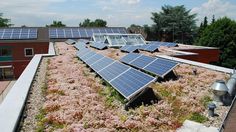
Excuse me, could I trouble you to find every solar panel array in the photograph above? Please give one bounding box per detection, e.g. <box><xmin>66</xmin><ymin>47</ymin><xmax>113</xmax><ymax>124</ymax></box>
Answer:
<box><xmin>120</xmin><ymin>53</ymin><xmax>179</xmax><ymax>78</ymax></box>
<box><xmin>0</xmin><ymin>28</ymin><xmax>37</xmax><ymax>40</ymax></box>
<box><xmin>79</xmin><ymin>39</ymin><xmax>90</xmax><ymax>44</ymax></box>
<box><xmin>120</xmin><ymin>45</ymin><xmax>140</xmax><ymax>53</ymax></box>
<box><xmin>76</xmin><ymin>46</ymin><xmax>155</xmax><ymax>100</ymax></box>
<box><xmin>139</xmin><ymin>44</ymin><xmax>160</xmax><ymax>52</ymax></box>
<box><xmin>65</xmin><ymin>39</ymin><xmax>76</xmax><ymax>45</ymax></box>
<box><xmin>49</xmin><ymin>27</ymin><xmax>127</xmax><ymax>39</ymax></box>
<box><xmin>90</xmin><ymin>42</ymin><xmax>107</xmax><ymax>50</ymax></box>
<box><xmin>149</xmin><ymin>41</ymin><xmax>178</xmax><ymax>47</ymax></box>
<box><xmin>74</xmin><ymin>42</ymin><xmax>87</xmax><ymax>50</ymax></box>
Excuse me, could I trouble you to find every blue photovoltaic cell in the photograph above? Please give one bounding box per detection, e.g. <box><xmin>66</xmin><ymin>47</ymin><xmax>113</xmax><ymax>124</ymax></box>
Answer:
<box><xmin>120</xmin><ymin>53</ymin><xmax>178</xmax><ymax>78</ymax></box>
<box><xmin>79</xmin><ymin>39</ymin><xmax>90</xmax><ymax>44</ymax></box>
<box><xmin>65</xmin><ymin>29</ymin><xmax>72</xmax><ymax>38</ymax></box>
<box><xmin>143</xmin><ymin>58</ymin><xmax>178</xmax><ymax>77</ymax></box>
<box><xmin>49</xmin><ymin>27</ymin><xmax>128</xmax><ymax>39</ymax></box>
<box><xmin>143</xmin><ymin>45</ymin><xmax>160</xmax><ymax>52</ymax></box>
<box><xmin>120</xmin><ymin>53</ymin><xmax>141</xmax><ymax>64</ymax></box>
<box><xmin>76</xmin><ymin>49</ymin><xmax>155</xmax><ymax>100</ymax></box>
<box><xmin>72</xmin><ymin>28</ymin><xmax>80</xmax><ymax>38</ymax></box>
<box><xmin>120</xmin><ymin>45</ymin><xmax>139</xmax><ymax>53</ymax></box>
<box><xmin>90</xmin><ymin>57</ymin><xmax>114</xmax><ymax>72</ymax></box>
<box><xmin>86</xmin><ymin>29</ymin><xmax>93</xmax><ymax>37</ymax></box>
<box><xmin>112</xmin><ymin>28</ymin><xmax>120</xmax><ymax>33</ymax></box>
<box><xmin>80</xmin><ymin>51</ymin><xmax>96</xmax><ymax>61</ymax></box>
<box><xmin>79</xmin><ymin>28</ymin><xmax>87</xmax><ymax>38</ymax></box>
<box><xmin>90</xmin><ymin>42</ymin><xmax>107</xmax><ymax>50</ymax></box>
<box><xmin>74</xmin><ymin>42</ymin><xmax>87</xmax><ymax>50</ymax></box>
<box><xmin>110</xmin><ymin>68</ymin><xmax>155</xmax><ymax>99</ymax></box>
<box><xmin>119</xmin><ymin>28</ymin><xmax>127</xmax><ymax>34</ymax></box>
<box><xmin>130</xmin><ymin>55</ymin><xmax>155</xmax><ymax>69</ymax></box>
<box><xmin>99</xmin><ymin>28</ymin><xmax>106</xmax><ymax>33</ymax></box>
<box><xmin>106</xmin><ymin>28</ymin><xmax>113</xmax><ymax>33</ymax></box>
<box><xmin>86</xmin><ymin>54</ymin><xmax>104</xmax><ymax>66</ymax></box>
<box><xmin>98</xmin><ymin>62</ymin><xmax>129</xmax><ymax>82</ymax></box>
<box><xmin>76</xmin><ymin>48</ymin><xmax>90</xmax><ymax>58</ymax></box>
<box><xmin>93</xmin><ymin>28</ymin><xmax>100</xmax><ymax>34</ymax></box>
<box><xmin>0</xmin><ymin>28</ymin><xmax>37</xmax><ymax>40</ymax></box>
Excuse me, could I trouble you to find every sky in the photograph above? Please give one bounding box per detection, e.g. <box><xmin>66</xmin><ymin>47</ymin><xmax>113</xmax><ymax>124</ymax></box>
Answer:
<box><xmin>1</xmin><ymin>0</ymin><xmax>236</xmax><ymax>27</ymax></box>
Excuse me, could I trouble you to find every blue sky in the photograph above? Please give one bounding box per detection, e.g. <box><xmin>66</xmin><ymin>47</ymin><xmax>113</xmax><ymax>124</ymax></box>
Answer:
<box><xmin>1</xmin><ymin>0</ymin><xmax>236</xmax><ymax>27</ymax></box>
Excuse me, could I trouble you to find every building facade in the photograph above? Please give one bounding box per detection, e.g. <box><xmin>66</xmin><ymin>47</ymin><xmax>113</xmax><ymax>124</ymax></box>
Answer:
<box><xmin>0</xmin><ymin>27</ymin><xmax>49</xmax><ymax>79</ymax></box>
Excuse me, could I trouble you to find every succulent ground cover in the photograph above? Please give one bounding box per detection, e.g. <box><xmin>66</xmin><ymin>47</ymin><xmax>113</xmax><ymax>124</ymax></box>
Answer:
<box><xmin>37</xmin><ymin>42</ymin><xmax>229</xmax><ymax>131</ymax></box>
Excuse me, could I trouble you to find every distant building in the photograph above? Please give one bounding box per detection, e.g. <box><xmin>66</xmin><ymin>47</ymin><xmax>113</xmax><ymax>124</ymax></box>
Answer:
<box><xmin>0</xmin><ymin>27</ymin><xmax>49</xmax><ymax>79</ymax></box>
<box><xmin>0</xmin><ymin>27</ymin><xmax>221</xmax><ymax>79</ymax></box>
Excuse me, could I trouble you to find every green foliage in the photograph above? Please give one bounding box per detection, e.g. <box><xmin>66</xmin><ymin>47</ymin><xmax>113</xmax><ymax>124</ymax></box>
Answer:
<box><xmin>79</xmin><ymin>18</ymin><xmax>107</xmax><ymax>27</ymax></box>
<box><xmin>46</xmin><ymin>20</ymin><xmax>66</xmax><ymax>27</ymax></box>
<box><xmin>0</xmin><ymin>13</ymin><xmax>12</xmax><ymax>27</ymax></box>
<box><xmin>203</xmin><ymin>16</ymin><xmax>208</xmax><ymax>28</ymax></box>
<box><xmin>189</xmin><ymin>112</ymin><xmax>208</xmax><ymax>123</ymax></box>
<box><xmin>196</xmin><ymin>17</ymin><xmax>236</xmax><ymax>68</ymax></box>
<box><xmin>35</xmin><ymin>108</ymin><xmax>47</xmax><ymax>132</ymax></box>
<box><xmin>151</xmin><ymin>5</ymin><xmax>197</xmax><ymax>43</ymax></box>
<box><xmin>200</xmin><ymin>96</ymin><xmax>212</xmax><ymax>108</ymax></box>
<box><xmin>212</xmin><ymin>15</ymin><xmax>215</xmax><ymax>24</ymax></box>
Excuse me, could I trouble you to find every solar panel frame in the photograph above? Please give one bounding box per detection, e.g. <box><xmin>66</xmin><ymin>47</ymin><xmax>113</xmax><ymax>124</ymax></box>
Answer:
<box><xmin>90</xmin><ymin>42</ymin><xmax>107</xmax><ymax>50</ymax></box>
<box><xmin>90</xmin><ymin>57</ymin><xmax>114</xmax><ymax>72</ymax></box>
<box><xmin>98</xmin><ymin>61</ymin><xmax>130</xmax><ymax>82</ymax></box>
<box><xmin>109</xmin><ymin>67</ymin><xmax>156</xmax><ymax>100</ymax></box>
<box><xmin>120</xmin><ymin>53</ymin><xmax>179</xmax><ymax>78</ymax></box>
<box><xmin>86</xmin><ymin>54</ymin><xmax>104</xmax><ymax>66</ymax></box>
<box><xmin>143</xmin><ymin>58</ymin><xmax>179</xmax><ymax>77</ymax></box>
<box><xmin>0</xmin><ymin>28</ymin><xmax>38</xmax><ymax>40</ymax></box>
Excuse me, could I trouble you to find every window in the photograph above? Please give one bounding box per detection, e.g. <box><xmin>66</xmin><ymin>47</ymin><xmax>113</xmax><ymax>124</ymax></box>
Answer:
<box><xmin>0</xmin><ymin>48</ymin><xmax>12</xmax><ymax>57</ymax></box>
<box><xmin>24</xmin><ymin>48</ymin><xmax>34</xmax><ymax>57</ymax></box>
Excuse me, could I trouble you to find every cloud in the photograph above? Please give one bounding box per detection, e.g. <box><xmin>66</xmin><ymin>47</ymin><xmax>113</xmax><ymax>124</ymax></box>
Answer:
<box><xmin>191</xmin><ymin>0</ymin><xmax>236</xmax><ymax>25</ymax></box>
<box><xmin>114</xmin><ymin>0</ymin><xmax>140</xmax><ymax>5</ymax></box>
<box><xmin>0</xmin><ymin>0</ymin><xmax>153</xmax><ymax>27</ymax></box>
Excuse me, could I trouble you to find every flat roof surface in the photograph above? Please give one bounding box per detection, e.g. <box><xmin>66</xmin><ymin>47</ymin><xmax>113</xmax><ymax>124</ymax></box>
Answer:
<box><xmin>19</xmin><ymin>42</ymin><xmax>230</xmax><ymax>131</ymax></box>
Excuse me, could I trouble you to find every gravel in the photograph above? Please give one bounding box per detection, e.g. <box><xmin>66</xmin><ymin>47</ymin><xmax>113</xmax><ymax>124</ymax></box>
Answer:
<box><xmin>20</xmin><ymin>58</ymin><xmax>48</xmax><ymax>131</ymax></box>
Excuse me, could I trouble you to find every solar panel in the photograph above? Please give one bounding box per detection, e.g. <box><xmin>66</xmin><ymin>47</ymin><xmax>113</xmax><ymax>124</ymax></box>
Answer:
<box><xmin>76</xmin><ymin>50</ymin><xmax>155</xmax><ymax>100</ymax></box>
<box><xmin>80</xmin><ymin>50</ymin><xmax>96</xmax><ymax>61</ymax></box>
<box><xmin>0</xmin><ymin>28</ymin><xmax>37</xmax><ymax>40</ymax></box>
<box><xmin>86</xmin><ymin>53</ymin><xmax>104</xmax><ymax>66</ymax></box>
<box><xmin>98</xmin><ymin>61</ymin><xmax>130</xmax><ymax>82</ymax></box>
<box><xmin>65</xmin><ymin>39</ymin><xmax>76</xmax><ymax>45</ymax></box>
<box><xmin>90</xmin><ymin>42</ymin><xmax>107</xmax><ymax>50</ymax></box>
<box><xmin>90</xmin><ymin>57</ymin><xmax>114</xmax><ymax>72</ymax></box>
<box><xmin>131</xmin><ymin>55</ymin><xmax>155</xmax><ymax>68</ymax></box>
<box><xmin>79</xmin><ymin>39</ymin><xmax>90</xmax><ymax>44</ymax></box>
<box><xmin>140</xmin><ymin>44</ymin><xmax>160</xmax><ymax>52</ymax></box>
<box><xmin>49</xmin><ymin>27</ymin><xmax>127</xmax><ymax>39</ymax></box>
<box><xmin>110</xmin><ymin>68</ymin><xmax>155</xmax><ymax>99</ymax></box>
<box><xmin>120</xmin><ymin>53</ymin><xmax>179</xmax><ymax>78</ymax></box>
<box><xmin>74</xmin><ymin>42</ymin><xmax>87</xmax><ymax>50</ymax></box>
<box><xmin>120</xmin><ymin>45</ymin><xmax>139</xmax><ymax>53</ymax></box>
<box><xmin>120</xmin><ymin>53</ymin><xmax>141</xmax><ymax>64</ymax></box>
<box><xmin>143</xmin><ymin>58</ymin><xmax>178</xmax><ymax>77</ymax></box>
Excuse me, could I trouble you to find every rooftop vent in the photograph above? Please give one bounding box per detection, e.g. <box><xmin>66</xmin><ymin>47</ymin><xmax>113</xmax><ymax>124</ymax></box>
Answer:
<box><xmin>227</xmin><ymin>73</ymin><xmax>236</xmax><ymax>97</ymax></box>
<box><xmin>211</xmin><ymin>80</ymin><xmax>228</xmax><ymax>105</ymax></box>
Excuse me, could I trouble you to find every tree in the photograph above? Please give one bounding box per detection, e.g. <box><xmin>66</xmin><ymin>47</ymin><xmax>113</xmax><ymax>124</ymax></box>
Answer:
<box><xmin>151</xmin><ymin>5</ymin><xmax>197</xmax><ymax>44</ymax></box>
<box><xmin>196</xmin><ymin>17</ymin><xmax>236</xmax><ymax>68</ymax></box>
<box><xmin>128</xmin><ymin>24</ymin><xmax>147</xmax><ymax>39</ymax></box>
<box><xmin>0</xmin><ymin>13</ymin><xmax>12</xmax><ymax>27</ymax></box>
<box><xmin>203</xmin><ymin>16</ymin><xmax>208</xmax><ymax>28</ymax></box>
<box><xmin>46</xmin><ymin>21</ymin><xmax>66</xmax><ymax>27</ymax></box>
<box><xmin>212</xmin><ymin>15</ymin><xmax>215</xmax><ymax>24</ymax></box>
<box><xmin>79</xmin><ymin>18</ymin><xmax>107</xmax><ymax>27</ymax></box>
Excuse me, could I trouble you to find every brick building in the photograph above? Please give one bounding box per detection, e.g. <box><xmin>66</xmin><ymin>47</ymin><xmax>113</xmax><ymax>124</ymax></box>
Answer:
<box><xmin>0</xmin><ymin>27</ymin><xmax>49</xmax><ymax>79</ymax></box>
